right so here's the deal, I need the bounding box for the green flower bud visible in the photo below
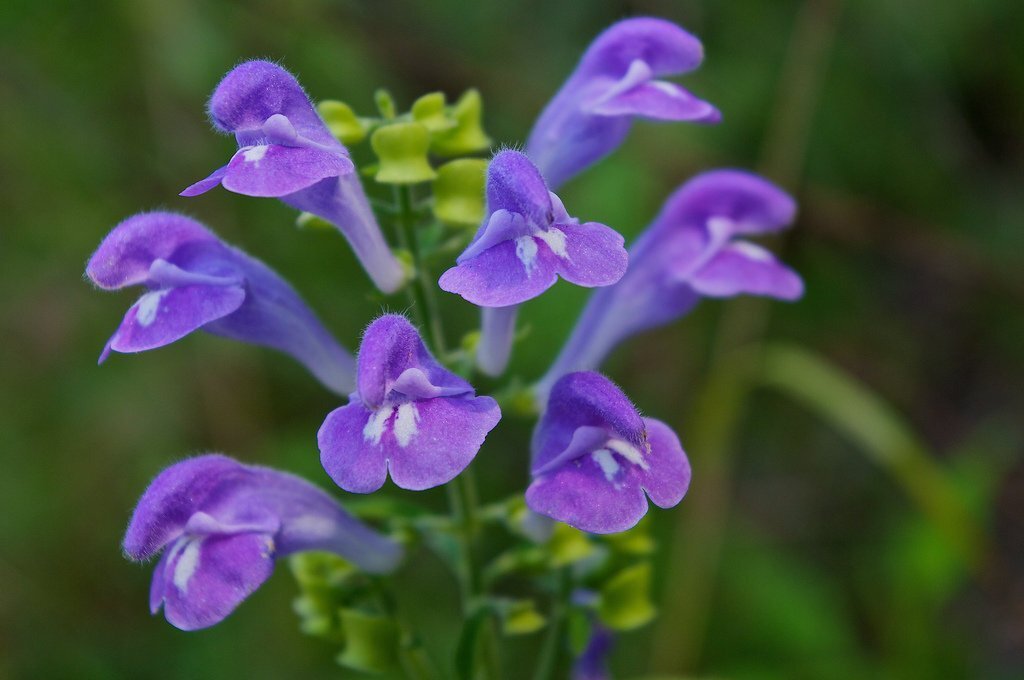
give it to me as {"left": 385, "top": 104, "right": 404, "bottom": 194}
{"left": 501, "top": 600, "right": 547, "bottom": 635}
{"left": 317, "top": 100, "right": 368, "bottom": 145}
{"left": 336, "top": 609, "right": 400, "bottom": 673}
{"left": 433, "top": 158, "right": 488, "bottom": 227}
{"left": 411, "top": 92, "right": 457, "bottom": 133}
{"left": 371, "top": 122, "right": 437, "bottom": 184}
{"left": 597, "top": 563, "right": 656, "bottom": 631}
{"left": 431, "top": 89, "right": 492, "bottom": 157}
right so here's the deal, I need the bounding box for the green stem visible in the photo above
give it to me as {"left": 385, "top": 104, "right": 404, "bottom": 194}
{"left": 393, "top": 185, "right": 447, "bottom": 355}
{"left": 533, "top": 568, "right": 571, "bottom": 680}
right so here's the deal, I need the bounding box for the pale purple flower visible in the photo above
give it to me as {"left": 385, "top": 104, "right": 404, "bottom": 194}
{"left": 439, "top": 150, "right": 627, "bottom": 375}
{"left": 181, "top": 60, "right": 405, "bottom": 293}
{"left": 526, "top": 372, "right": 690, "bottom": 534}
{"left": 573, "top": 618, "right": 615, "bottom": 680}
{"left": 87, "top": 211, "right": 355, "bottom": 394}
{"left": 526, "top": 17, "right": 720, "bottom": 189}
{"left": 535, "top": 170, "right": 803, "bottom": 402}
{"left": 123, "top": 454, "right": 401, "bottom": 631}
{"left": 318, "top": 314, "right": 501, "bottom": 493}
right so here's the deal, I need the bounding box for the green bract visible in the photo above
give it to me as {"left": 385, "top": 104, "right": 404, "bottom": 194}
{"left": 597, "top": 562, "right": 656, "bottom": 631}
{"left": 371, "top": 122, "right": 437, "bottom": 184}
{"left": 433, "top": 158, "right": 488, "bottom": 227}
{"left": 317, "top": 100, "right": 368, "bottom": 145}
{"left": 431, "top": 89, "right": 491, "bottom": 156}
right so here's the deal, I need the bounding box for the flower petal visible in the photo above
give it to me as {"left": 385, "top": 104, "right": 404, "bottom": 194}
{"left": 318, "top": 401, "right": 391, "bottom": 494}
{"left": 387, "top": 396, "right": 500, "bottom": 491}
{"left": 123, "top": 454, "right": 243, "bottom": 560}
{"left": 439, "top": 239, "right": 559, "bottom": 307}
{"left": 180, "top": 165, "right": 228, "bottom": 197}
{"left": 155, "top": 532, "right": 275, "bottom": 631}
{"left": 485, "top": 150, "right": 553, "bottom": 227}
{"left": 526, "top": 456, "right": 648, "bottom": 534}
{"left": 105, "top": 284, "right": 246, "bottom": 356}
{"left": 689, "top": 241, "right": 804, "bottom": 300}
{"left": 553, "top": 222, "right": 628, "bottom": 288}
{"left": 355, "top": 314, "right": 471, "bottom": 408}
{"left": 589, "top": 80, "right": 720, "bottom": 123}
{"left": 636, "top": 418, "right": 691, "bottom": 509}
{"left": 576, "top": 17, "right": 705, "bottom": 80}
{"left": 86, "top": 212, "right": 218, "bottom": 290}
{"left": 220, "top": 144, "right": 353, "bottom": 198}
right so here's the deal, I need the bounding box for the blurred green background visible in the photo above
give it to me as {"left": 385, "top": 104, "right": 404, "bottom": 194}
{"left": 1, "top": 0, "right": 1022, "bottom": 678}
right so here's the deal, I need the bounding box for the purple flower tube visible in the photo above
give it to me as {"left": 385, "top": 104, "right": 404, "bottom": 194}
{"left": 526, "top": 371, "right": 690, "bottom": 534}
{"left": 87, "top": 211, "right": 355, "bottom": 394}
{"left": 439, "top": 150, "right": 627, "bottom": 376}
{"left": 534, "top": 170, "right": 803, "bottom": 403}
{"left": 181, "top": 60, "right": 406, "bottom": 293}
{"left": 527, "top": 17, "right": 720, "bottom": 189}
{"left": 318, "top": 314, "right": 501, "bottom": 493}
{"left": 123, "top": 454, "right": 401, "bottom": 630}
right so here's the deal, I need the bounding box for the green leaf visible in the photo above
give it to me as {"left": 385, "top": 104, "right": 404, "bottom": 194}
{"left": 758, "top": 343, "right": 987, "bottom": 570}
{"left": 601, "top": 518, "right": 655, "bottom": 556}
{"left": 336, "top": 608, "right": 400, "bottom": 673}
{"left": 371, "top": 122, "right": 437, "bottom": 184}
{"left": 294, "top": 211, "right": 335, "bottom": 231}
{"left": 317, "top": 100, "right": 368, "bottom": 145}
{"left": 454, "top": 602, "right": 494, "bottom": 680}
{"left": 433, "top": 158, "right": 488, "bottom": 227}
{"left": 597, "top": 563, "right": 656, "bottom": 631}
{"left": 548, "top": 523, "right": 596, "bottom": 567}
{"left": 430, "top": 89, "right": 491, "bottom": 156}
{"left": 500, "top": 599, "right": 547, "bottom": 635}
{"left": 374, "top": 88, "right": 397, "bottom": 120}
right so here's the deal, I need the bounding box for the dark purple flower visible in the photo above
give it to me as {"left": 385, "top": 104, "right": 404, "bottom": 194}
{"left": 535, "top": 170, "right": 803, "bottom": 402}
{"left": 87, "top": 211, "right": 355, "bottom": 394}
{"left": 439, "top": 150, "right": 627, "bottom": 375}
{"left": 123, "top": 454, "right": 401, "bottom": 630}
{"left": 181, "top": 60, "right": 405, "bottom": 293}
{"left": 526, "top": 372, "right": 690, "bottom": 534}
{"left": 573, "top": 619, "right": 615, "bottom": 680}
{"left": 318, "top": 314, "right": 501, "bottom": 493}
{"left": 526, "top": 17, "right": 720, "bottom": 189}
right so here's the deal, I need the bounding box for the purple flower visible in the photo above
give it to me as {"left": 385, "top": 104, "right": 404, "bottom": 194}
{"left": 526, "top": 17, "right": 720, "bottom": 189}
{"left": 439, "top": 150, "right": 627, "bottom": 375}
{"left": 526, "top": 372, "right": 690, "bottom": 534}
{"left": 573, "top": 619, "right": 615, "bottom": 680}
{"left": 123, "top": 454, "right": 401, "bottom": 630}
{"left": 181, "top": 60, "right": 405, "bottom": 293}
{"left": 318, "top": 314, "right": 501, "bottom": 493}
{"left": 535, "top": 170, "right": 803, "bottom": 402}
{"left": 87, "top": 211, "right": 355, "bottom": 394}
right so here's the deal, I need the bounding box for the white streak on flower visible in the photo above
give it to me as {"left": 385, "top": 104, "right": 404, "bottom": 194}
{"left": 172, "top": 538, "right": 202, "bottom": 593}
{"left": 242, "top": 145, "right": 269, "bottom": 163}
{"left": 591, "top": 448, "right": 621, "bottom": 482}
{"left": 135, "top": 289, "right": 170, "bottom": 327}
{"left": 536, "top": 228, "right": 569, "bottom": 259}
{"left": 606, "top": 438, "right": 650, "bottom": 470}
{"left": 516, "top": 235, "right": 540, "bottom": 274}
{"left": 363, "top": 406, "right": 393, "bottom": 445}
{"left": 730, "top": 241, "right": 774, "bottom": 262}
{"left": 393, "top": 402, "right": 420, "bottom": 448}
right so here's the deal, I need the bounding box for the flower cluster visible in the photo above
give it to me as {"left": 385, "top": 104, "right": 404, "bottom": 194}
{"left": 90, "top": 15, "right": 801, "bottom": 675}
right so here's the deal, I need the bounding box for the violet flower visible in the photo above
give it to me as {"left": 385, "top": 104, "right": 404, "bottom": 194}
{"left": 87, "top": 211, "right": 355, "bottom": 394}
{"left": 318, "top": 314, "right": 501, "bottom": 493}
{"left": 526, "top": 371, "right": 690, "bottom": 534}
{"left": 573, "top": 619, "right": 615, "bottom": 680}
{"left": 181, "top": 60, "right": 406, "bottom": 293}
{"left": 534, "top": 170, "right": 803, "bottom": 403}
{"left": 526, "top": 17, "right": 720, "bottom": 189}
{"left": 123, "top": 454, "right": 401, "bottom": 631}
{"left": 439, "top": 150, "right": 627, "bottom": 376}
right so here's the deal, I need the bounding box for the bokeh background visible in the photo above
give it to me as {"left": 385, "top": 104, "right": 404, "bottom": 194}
{"left": 1, "top": 0, "right": 1022, "bottom": 678}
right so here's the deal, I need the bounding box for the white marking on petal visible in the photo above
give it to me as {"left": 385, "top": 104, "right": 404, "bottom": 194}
{"left": 363, "top": 406, "right": 394, "bottom": 445}
{"left": 591, "top": 448, "right": 621, "bottom": 482}
{"left": 515, "top": 235, "right": 539, "bottom": 274}
{"left": 705, "top": 216, "right": 734, "bottom": 242}
{"left": 606, "top": 439, "right": 650, "bottom": 471}
{"left": 650, "top": 81, "right": 681, "bottom": 97}
{"left": 393, "top": 402, "right": 420, "bottom": 447}
{"left": 730, "top": 241, "right": 774, "bottom": 262}
{"left": 242, "top": 145, "right": 269, "bottom": 163}
{"left": 172, "top": 538, "right": 202, "bottom": 593}
{"left": 288, "top": 515, "right": 335, "bottom": 539}
{"left": 535, "top": 228, "right": 569, "bottom": 260}
{"left": 135, "top": 289, "right": 169, "bottom": 327}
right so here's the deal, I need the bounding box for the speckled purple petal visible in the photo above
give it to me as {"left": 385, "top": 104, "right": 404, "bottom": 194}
{"left": 153, "top": 531, "right": 276, "bottom": 631}
{"left": 590, "top": 79, "right": 720, "bottom": 122}
{"left": 553, "top": 222, "right": 628, "bottom": 288}
{"left": 486, "top": 150, "right": 553, "bottom": 226}
{"left": 637, "top": 418, "right": 691, "bottom": 508}
{"left": 439, "top": 239, "right": 560, "bottom": 307}
{"left": 218, "top": 144, "right": 353, "bottom": 197}
{"left": 689, "top": 241, "right": 804, "bottom": 300}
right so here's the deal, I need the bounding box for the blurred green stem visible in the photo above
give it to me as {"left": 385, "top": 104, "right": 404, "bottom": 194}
{"left": 651, "top": 0, "right": 843, "bottom": 672}
{"left": 533, "top": 568, "right": 572, "bottom": 680}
